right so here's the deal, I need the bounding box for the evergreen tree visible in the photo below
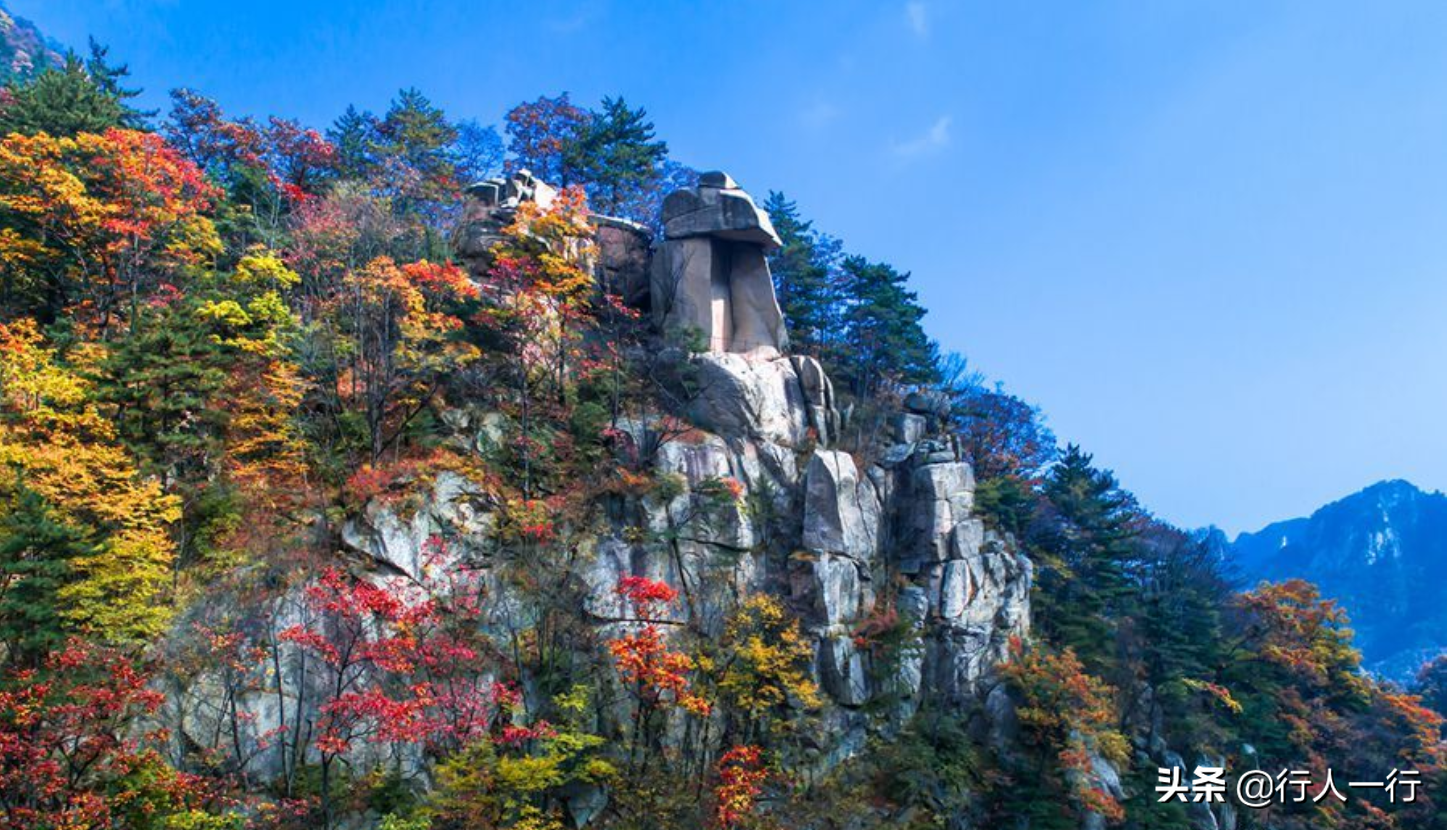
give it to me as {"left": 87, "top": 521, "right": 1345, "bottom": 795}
{"left": 837, "top": 255, "right": 939, "bottom": 398}
{"left": 93, "top": 303, "right": 230, "bottom": 490}
{"left": 764, "top": 191, "right": 839, "bottom": 358}
{"left": 376, "top": 87, "right": 458, "bottom": 191}
{"left": 0, "top": 54, "right": 125, "bottom": 137}
{"left": 328, "top": 104, "right": 381, "bottom": 180}
{"left": 0, "top": 480, "right": 92, "bottom": 668}
{"left": 374, "top": 88, "right": 460, "bottom": 256}
{"left": 565, "top": 96, "right": 668, "bottom": 215}
{"left": 84, "top": 38, "right": 152, "bottom": 127}
{"left": 1031, "top": 444, "right": 1141, "bottom": 670}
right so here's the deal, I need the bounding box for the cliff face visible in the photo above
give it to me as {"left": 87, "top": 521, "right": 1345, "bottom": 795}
{"left": 181, "top": 353, "right": 1033, "bottom": 786}
{"left": 170, "top": 175, "right": 1033, "bottom": 813}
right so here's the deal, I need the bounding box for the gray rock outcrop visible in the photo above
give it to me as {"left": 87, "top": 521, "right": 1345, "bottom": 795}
{"left": 454, "top": 169, "right": 558, "bottom": 276}
{"left": 170, "top": 167, "right": 1033, "bottom": 795}
{"left": 651, "top": 172, "right": 789, "bottom": 355}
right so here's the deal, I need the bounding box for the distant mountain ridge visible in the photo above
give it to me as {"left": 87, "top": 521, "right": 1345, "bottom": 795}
{"left": 1232, "top": 479, "right": 1447, "bottom": 681}
{"left": 0, "top": 1, "right": 62, "bottom": 84}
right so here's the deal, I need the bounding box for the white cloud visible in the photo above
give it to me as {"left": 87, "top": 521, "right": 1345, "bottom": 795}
{"left": 906, "top": 2, "right": 929, "bottom": 38}
{"left": 892, "top": 115, "right": 952, "bottom": 157}
{"left": 799, "top": 100, "right": 840, "bottom": 129}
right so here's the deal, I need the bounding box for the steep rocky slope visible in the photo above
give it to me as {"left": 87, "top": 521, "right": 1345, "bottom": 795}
{"left": 1234, "top": 479, "right": 1447, "bottom": 680}
{"left": 0, "top": 2, "right": 60, "bottom": 83}
{"left": 170, "top": 174, "right": 1035, "bottom": 825}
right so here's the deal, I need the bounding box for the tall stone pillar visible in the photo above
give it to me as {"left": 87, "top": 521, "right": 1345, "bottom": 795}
{"left": 650, "top": 172, "right": 789, "bottom": 356}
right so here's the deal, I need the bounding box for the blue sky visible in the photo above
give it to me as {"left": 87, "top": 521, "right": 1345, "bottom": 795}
{"left": 14, "top": 0, "right": 1447, "bottom": 535}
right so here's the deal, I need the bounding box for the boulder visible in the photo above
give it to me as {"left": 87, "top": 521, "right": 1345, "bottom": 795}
{"left": 790, "top": 354, "right": 841, "bottom": 445}
{"left": 454, "top": 170, "right": 558, "bottom": 277}
{"left": 687, "top": 353, "right": 812, "bottom": 446}
{"left": 940, "top": 559, "right": 973, "bottom": 620}
{"left": 818, "top": 635, "right": 870, "bottom": 706}
{"left": 661, "top": 172, "right": 781, "bottom": 247}
{"left": 340, "top": 472, "right": 487, "bottom": 581}
{"left": 891, "top": 412, "right": 927, "bottom": 444}
{"left": 651, "top": 433, "right": 756, "bottom": 550}
{"left": 904, "top": 389, "right": 951, "bottom": 418}
{"left": 906, "top": 461, "right": 976, "bottom": 567}
{"left": 807, "top": 553, "right": 864, "bottom": 626}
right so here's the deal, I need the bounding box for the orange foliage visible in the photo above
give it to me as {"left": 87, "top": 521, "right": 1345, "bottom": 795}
{"left": 0, "top": 128, "right": 220, "bottom": 328}
{"left": 1003, "top": 638, "right": 1128, "bottom": 822}
{"left": 608, "top": 577, "right": 711, "bottom": 717}
{"left": 713, "top": 745, "right": 768, "bottom": 829}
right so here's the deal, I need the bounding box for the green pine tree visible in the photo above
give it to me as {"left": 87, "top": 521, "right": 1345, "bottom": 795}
{"left": 764, "top": 191, "right": 840, "bottom": 359}
{"left": 84, "top": 38, "right": 153, "bottom": 127}
{"left": 0, "top": 478, "right": 93, "bottom": 668}
{"left": 377, "top": 87, "right": 459, "bottom": 194}
{"left": 1031, "top": 444, "right": 1141, "bottom": 671}
{"left": 329, "top": 104, "right": 381, "bottom": 180}
{"left": 93, "top": 303, "right": 230, "bottom": 490}
{"left": 838, "top": 255, "right": 939, "bottom": 399}
{"left": 565, "top": 96, "right": 668, "bottom": 216}
{"left": 0, "top": 54, "right": 126, "bottom": 137}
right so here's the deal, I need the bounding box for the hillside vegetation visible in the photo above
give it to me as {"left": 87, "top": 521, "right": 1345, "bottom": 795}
{"left": 0, "top": 37, "right": 1439, "bottom": 830}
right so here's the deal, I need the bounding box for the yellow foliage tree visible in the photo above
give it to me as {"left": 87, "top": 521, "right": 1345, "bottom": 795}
{"left": 0, "top": 320, "right": 179, "bottom": 641}
{"left": 0, "top": 128, "right": 221, "bottom": 332}
{"left": 714, "top": 595, "right": 822, "bottom": 741}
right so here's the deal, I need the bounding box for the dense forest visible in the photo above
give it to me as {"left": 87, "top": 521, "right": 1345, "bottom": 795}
{"left": 0, "top": 33, "right": 1441, "bottom": 830}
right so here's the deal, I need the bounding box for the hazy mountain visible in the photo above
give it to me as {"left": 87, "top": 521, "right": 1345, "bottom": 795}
{"left": 0, "top": 1, "right": 62, "bottom": 84}
{"left": 1233, "top": 479, "right": 1447, "bottom": 681}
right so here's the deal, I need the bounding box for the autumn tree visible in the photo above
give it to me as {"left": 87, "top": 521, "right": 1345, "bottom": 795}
{"left": 260, "top": 543, "right": 509, "bottom": 829}
{"left": 504, "top": 93, "right": 589, "bottom": 184}
{"left": 321, "top": 255, "right": 479, "bottom": 466}
{"left": 712, "top": 745, "right": 768, "bottom": 830}
{"left": 92, "top": 247, "right": 310, "bottom": 571}
{"left": 1414, "top": 654, "right": 1447, "bottom": 728}
{"left": 0, "top": 640, "right": 221, "bottom": 829}
{"left": 0, "top": 127, "right": 221, "bottom": 329}
{"left": 934, "top": 353, "right": 1057, "bottom": 534}
{"left": 944, "top": 372, "right": 1056, "bottom": 483}
{"left": 199, "top": 249, "right": 310, "bottom": 512}
{"left": 999, "top": 639, "right": 1129, "bottom": 828}
{"left": 452, "top": 118, "right": 505, "bottom": 184}
{"left": 713, "top": 595, "right": 821, "bottom": 744}
{"left": 165, "top": 89, "right": 337, "bottom": 248}
{"left": 608, "top": 576, "right": 710, "bottom": 780}
{"left": 475, "top": 185, "right": 599, "bottom": 498}
{"left": 0, "top": 320, "right": 179, "bottom": 643}
{"left": 1214, "top": 580, "right": 1447, "bottom": 828}
{"left": 165, "top": 88, "right": 267, "bottom": 183}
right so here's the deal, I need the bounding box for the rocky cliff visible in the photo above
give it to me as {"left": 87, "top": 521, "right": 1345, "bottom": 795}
{"left": 168, "top": 173, "right": 1034, "bottom": 824}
